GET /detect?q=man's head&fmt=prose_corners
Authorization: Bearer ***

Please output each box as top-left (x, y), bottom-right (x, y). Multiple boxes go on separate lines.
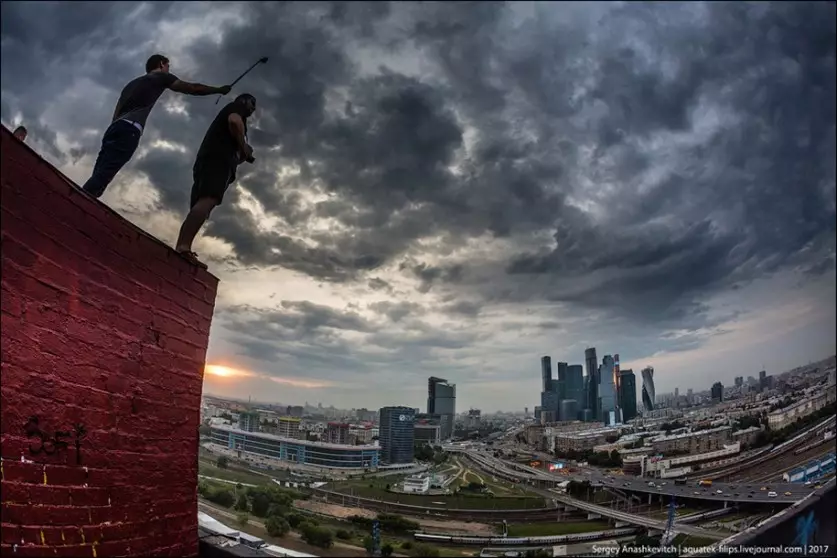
top-left (235, 93), bottom-right (257, 117)
top-left (146, 54), bottom-right (170, 74)
top-left (13, 126), bottom-right (27, 142)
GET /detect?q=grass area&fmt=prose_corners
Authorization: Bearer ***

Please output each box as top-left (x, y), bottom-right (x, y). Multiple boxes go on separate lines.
top-left (199, 460), bottom-right (275, 486)
top-left (674, 534), bottom-right (717, 548)
top-left (332, 475), bottom-right (545, 509)
top-left (506, 521), bottom-right (610, 537)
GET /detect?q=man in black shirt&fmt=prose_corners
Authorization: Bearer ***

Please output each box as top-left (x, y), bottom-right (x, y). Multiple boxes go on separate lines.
top-left (174, 93), bottom-right (257, 266)
top-left (81, 54), bottom-right (232, 199)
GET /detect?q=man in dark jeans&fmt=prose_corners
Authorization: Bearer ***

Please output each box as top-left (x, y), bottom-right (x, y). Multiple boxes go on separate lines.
top-left (174, 94), bottom-right (257, 267)
top-left (81, 54), bottom-right (232, 199)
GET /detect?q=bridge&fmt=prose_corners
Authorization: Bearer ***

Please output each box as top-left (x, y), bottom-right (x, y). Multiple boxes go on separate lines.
top-left (548, 492), bottom-right (729, 539)
top-left (458, 448), bottom-right (813, 504)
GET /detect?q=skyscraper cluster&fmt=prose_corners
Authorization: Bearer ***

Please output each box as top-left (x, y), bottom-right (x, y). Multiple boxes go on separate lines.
top-left (536, 348), bottom-right (644, 426)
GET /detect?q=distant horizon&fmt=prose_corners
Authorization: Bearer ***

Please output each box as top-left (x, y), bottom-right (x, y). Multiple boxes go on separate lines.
top-left (201, 352), bottom-right (837, 414)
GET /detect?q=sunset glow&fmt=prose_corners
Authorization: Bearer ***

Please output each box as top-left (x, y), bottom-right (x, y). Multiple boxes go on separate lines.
top-left (205, 364), bottom-right (251, 378)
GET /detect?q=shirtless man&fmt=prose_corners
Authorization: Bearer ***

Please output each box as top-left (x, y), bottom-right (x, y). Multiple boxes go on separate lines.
top-left (174, 93), bottom-right (257, 266)
top-left (81, 54), bottom-right (231, 199)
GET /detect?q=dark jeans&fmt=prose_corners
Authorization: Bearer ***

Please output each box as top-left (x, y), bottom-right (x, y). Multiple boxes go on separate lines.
top-left (81, 120), bottom-right (142, 198)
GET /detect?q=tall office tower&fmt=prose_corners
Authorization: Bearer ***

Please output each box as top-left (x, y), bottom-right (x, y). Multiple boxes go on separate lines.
top-left (555, 362), bottom-right (569, 402)
top-left (598, 355), bottom-right (617, 424)
top-left (540, 390), bottom-right (559, 422)
top-left (378, 407), bottom-right (415, 464)
top-left (566, 365), bottom-right (585, 419)
top-left (559, 400), bottom-right (578, 423)
top-left (541, 356), bottom-right (553, 393)
top-left (427, 377), bottom-right (456, 440)
top-left (687, 388), bottom-right (693, 405)
top-left (618, 369), bottom-right (637, 422)
top-left (641, 366), bottom-right (656, 412)
top-left (614, 354), bottom-right (621, 393)
top-left (711, 382), bottom-right (724, 403)
top-left (585, 348), bottom-right (599, 418)
top-left (734, 376), bottom-right (744, 388)
top-left (758, 370), bottom-right (768, 391)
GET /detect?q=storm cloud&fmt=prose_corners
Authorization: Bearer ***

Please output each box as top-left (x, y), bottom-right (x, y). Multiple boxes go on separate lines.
top-left (2, 1), bottom-right (834, 408)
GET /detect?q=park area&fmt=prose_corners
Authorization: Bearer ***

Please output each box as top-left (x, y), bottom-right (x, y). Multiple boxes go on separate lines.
top-left (329, 457), bottom-right (547, 510)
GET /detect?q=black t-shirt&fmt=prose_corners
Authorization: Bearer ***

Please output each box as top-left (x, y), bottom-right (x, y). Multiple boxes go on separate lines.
top-left (195, 102), bottom-right (249, 166)
top-left (114, 71), bottom-right (179, 128)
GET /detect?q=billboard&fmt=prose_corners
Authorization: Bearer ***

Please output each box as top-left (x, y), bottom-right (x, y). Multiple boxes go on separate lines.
top-left (548, 462), bottom-right (566, 471)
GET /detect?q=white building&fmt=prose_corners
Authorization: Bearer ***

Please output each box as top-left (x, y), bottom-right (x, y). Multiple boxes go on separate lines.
top-left (767, 386), bottom-right (836, 430)
top-left (401, 474), bottom-right (431, 494)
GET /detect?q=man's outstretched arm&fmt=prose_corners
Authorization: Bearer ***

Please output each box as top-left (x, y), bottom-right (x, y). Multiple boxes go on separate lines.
top-left (169, 80), bottom-right (232, 96)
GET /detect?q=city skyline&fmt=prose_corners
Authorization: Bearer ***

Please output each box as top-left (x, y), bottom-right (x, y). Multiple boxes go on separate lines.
top-left (2, 1), bottom-right (834, 411)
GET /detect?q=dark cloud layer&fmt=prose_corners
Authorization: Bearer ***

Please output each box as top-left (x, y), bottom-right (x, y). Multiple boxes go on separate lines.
top-left (1, 1), bottom-right (834, 392)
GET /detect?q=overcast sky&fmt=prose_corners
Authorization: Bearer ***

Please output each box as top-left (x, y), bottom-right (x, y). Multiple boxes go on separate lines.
top-left (2, 1), bottom-right (834, 412)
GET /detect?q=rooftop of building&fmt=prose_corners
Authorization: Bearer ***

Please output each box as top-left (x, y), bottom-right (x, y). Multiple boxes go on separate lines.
top-left (211, 424), bottom-right (380, 451)
top-left (649, 424), bottom-right (732, 442)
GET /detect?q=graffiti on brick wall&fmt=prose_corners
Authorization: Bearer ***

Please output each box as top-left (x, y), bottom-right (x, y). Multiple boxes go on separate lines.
top-left (24, 416), bottom-right (87, 464)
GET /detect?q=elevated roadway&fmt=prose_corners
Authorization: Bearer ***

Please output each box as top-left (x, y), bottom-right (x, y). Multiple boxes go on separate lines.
top-left (547, 492), bottom-right (730, 539)
top-left (458, 448), bottom-right (812, 504)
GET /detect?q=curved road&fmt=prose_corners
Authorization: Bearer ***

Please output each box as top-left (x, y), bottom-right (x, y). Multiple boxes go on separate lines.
top-left (458, 448), bottom-right (816, 504)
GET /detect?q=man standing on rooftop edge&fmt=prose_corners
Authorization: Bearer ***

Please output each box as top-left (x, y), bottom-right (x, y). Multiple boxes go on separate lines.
top-left (81, 54), bottom-right (232, 199)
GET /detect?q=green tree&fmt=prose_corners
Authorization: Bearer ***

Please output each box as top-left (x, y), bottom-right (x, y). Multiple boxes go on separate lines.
top-left (363, 535), bottom-right (374, 554)
top-left (205, 488), bottom-right (234, 508)
top-left (411, 544), bottom-right (440, 557)
top-left (335, 529), bottom-right (351, 540)
top-left (234, 493), bottom-right (249, 512)
top-left (236, 511), bottom-right (250, 527)
top-left (217, 456), bottom-right (229, 469)
top-left (382, 543), bottom-right (394, 557)
top-left (250, 490), bottom-right (273, 517)
top-left (265, 515), bottom-right (290, 537)
top-left (299, 524), bottom-right (334, 548)
top-left (286, 512), bottom-right (305, 528)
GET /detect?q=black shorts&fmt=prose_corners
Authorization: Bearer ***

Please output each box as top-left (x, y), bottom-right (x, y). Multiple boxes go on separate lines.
top-left (190, 158), bottom-right (236, 208)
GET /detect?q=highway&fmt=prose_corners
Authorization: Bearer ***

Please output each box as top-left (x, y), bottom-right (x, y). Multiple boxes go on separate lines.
top-left (547, 492), bottom-right (730, 539)
top-left (456, 448), bottom-right (817, 504)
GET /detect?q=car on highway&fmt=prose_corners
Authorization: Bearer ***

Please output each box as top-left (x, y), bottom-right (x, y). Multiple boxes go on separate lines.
top-left (760, 486), bottom-right (767, 491)
top-left (785, 491), bottom-right (792, 496)
top-left (716, 489), bottom-right (723, 494)
top-left (768, 491), bottom-right (778, 497)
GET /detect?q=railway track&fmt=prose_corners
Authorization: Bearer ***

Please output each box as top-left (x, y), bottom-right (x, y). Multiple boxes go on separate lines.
top-left (312, 489), bottom-right (561, 521)
top-left (744, 445), bottom-right (837, 484)
top-left (709, 416), bottom-right (836, 481)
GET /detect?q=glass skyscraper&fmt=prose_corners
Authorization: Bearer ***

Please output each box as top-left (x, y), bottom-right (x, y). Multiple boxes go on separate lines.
top-left (379, 406), bottom-right (415, 464)
top-left (565, 364), bottom-right (584, 420)
top-left (598, 355), bottom-right (618, 424)
top-left (642, 367), bottom-right (656, 411)
top-left (427, 377), bottom-right (456, 440)
top-left (585, 347), bottom-right (599, 419)
top-left (618, 369), bottom-right (638, 422)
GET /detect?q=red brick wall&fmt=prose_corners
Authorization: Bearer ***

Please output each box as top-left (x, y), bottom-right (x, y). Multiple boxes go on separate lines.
top-left (0, 126), bottom-right (219, 557)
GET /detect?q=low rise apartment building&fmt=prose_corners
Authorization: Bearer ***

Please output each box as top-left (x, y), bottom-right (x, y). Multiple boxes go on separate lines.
top-left (767, 385), bottom-right (836, 430)
top-left (649, 425), bottom-right (733, 455)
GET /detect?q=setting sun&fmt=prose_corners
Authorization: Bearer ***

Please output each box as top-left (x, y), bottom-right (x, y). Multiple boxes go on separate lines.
top-left (205, 364), bottom-right (251, 378)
